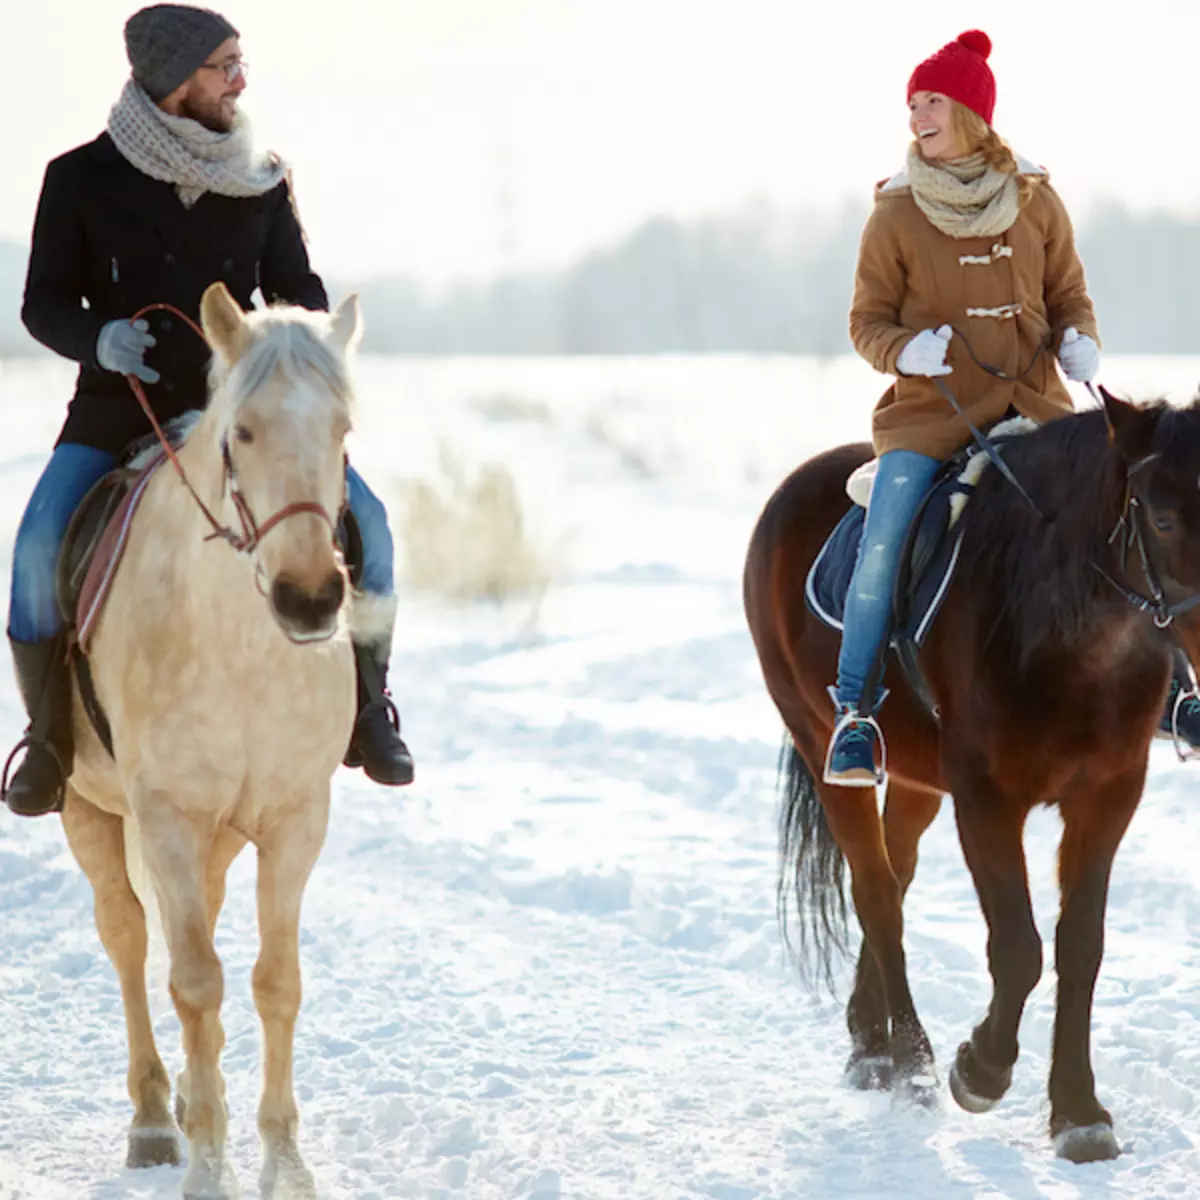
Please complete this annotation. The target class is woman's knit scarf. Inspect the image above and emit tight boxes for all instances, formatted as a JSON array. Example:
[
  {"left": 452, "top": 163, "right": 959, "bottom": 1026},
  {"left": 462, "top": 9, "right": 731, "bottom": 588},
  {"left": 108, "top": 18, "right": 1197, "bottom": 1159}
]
[
  {"left": 107, "top": 79, "right": 286, "bottom": 209},
  {"left": 905, "top": 144, "right": 1022, "bottom": 239}
]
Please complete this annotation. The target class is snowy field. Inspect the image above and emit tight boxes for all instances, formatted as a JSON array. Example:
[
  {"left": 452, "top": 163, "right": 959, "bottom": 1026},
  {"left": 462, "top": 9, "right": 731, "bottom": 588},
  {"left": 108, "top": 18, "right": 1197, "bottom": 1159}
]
[{"left": 3, "top": 352, "right": 1200, "bottom": 1199}]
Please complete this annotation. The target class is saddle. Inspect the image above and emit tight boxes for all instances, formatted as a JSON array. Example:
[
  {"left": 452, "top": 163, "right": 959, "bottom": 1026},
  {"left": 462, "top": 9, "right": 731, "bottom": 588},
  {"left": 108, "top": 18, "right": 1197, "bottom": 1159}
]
[
  {"left": 56, "top": 426, "right": 364, "bottom": 756},
  {"left": 806, "top": 417, "right": 1036, "bottom": 719}
]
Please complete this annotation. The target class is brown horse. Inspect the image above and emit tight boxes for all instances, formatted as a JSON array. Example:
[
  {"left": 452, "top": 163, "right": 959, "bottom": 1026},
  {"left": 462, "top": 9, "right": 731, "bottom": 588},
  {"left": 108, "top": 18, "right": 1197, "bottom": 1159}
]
[{"left": 744, "top": 388, "right": 1200, "bottom": 1162}]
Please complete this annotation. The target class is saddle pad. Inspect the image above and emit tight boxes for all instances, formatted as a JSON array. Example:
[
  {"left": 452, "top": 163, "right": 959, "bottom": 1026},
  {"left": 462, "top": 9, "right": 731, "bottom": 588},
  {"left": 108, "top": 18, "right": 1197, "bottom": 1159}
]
[
  {"left": 805, "top": 484, "right": 965, "bottom": 648},
  {"left": 75, "top": 454, "right": 165, "bottom": 654}
]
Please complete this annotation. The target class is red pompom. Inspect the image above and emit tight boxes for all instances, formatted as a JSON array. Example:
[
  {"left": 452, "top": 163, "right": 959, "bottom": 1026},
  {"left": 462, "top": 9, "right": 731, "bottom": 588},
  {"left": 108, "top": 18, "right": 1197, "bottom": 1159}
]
[{"left": 957, "top": 29, "right": 992, "bottom": 59}]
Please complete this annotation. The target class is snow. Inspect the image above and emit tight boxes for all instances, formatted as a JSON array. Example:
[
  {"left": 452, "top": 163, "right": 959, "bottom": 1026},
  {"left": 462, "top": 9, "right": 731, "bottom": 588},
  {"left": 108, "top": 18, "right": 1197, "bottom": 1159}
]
[{"left": 2, "top": 353, "right": 1200, "bottom": 1198}]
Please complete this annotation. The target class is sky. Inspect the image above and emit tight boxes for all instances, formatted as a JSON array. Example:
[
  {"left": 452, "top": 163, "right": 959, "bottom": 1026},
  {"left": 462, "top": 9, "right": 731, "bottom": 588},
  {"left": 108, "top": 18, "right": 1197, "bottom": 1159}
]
[{"left": 8, "top": 0, "right": 1200, "bottom": 285}]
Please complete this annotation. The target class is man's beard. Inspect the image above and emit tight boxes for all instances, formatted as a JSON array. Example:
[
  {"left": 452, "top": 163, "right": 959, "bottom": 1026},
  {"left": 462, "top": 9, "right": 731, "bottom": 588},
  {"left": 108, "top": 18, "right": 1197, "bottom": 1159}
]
[{"left": 180, "top": 93, "right": 237, "bottom": 134}]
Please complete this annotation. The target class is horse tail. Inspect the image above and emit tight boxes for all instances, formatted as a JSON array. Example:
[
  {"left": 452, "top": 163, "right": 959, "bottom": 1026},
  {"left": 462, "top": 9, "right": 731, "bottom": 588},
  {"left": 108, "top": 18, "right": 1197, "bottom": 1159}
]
[{"left": 776, "top": 735, "right": 851, "bottom": 992}]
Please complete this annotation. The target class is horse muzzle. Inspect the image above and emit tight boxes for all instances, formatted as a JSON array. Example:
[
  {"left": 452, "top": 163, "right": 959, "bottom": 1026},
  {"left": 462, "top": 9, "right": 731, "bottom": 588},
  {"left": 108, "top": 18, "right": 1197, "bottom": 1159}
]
[{"left": 269, "top": 571, "right": 346, "bottom": 643}]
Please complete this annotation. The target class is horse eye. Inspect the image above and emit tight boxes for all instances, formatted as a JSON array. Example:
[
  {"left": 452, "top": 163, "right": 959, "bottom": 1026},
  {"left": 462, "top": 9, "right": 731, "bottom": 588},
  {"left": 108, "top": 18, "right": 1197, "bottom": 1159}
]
[
  {"left": 1153, "top": 513, "right": 1177, "bottom": 535},
  {"left": 234, "top": 425, "right": 253, "bottom": 445}
]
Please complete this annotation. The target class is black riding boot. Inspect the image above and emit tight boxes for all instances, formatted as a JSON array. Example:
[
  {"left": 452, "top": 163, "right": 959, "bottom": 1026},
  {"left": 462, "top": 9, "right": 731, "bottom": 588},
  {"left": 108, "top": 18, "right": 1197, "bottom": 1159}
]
[
  {"left": 4, "top": 633, "right": 73, "bottom": 816},
  {"left": 1160, "top": 649, "right": 1200, "bottom": 753},
  {"left": 343, "top": 641, "right": 415, "bottom": 786}
]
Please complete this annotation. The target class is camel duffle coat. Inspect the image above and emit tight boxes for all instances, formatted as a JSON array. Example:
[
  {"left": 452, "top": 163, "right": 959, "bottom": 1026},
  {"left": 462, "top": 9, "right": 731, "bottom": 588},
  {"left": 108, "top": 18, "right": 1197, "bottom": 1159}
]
[{"left": 849, "top": 161, "right": 1099, "bottom": 460}]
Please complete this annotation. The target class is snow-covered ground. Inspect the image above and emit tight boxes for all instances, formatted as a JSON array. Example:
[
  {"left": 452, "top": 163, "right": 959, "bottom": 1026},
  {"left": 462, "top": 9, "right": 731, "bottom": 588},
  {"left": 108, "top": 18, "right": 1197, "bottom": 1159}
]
[{"left": 2, "top": 353, "right": 1200, "bottom": 1199}]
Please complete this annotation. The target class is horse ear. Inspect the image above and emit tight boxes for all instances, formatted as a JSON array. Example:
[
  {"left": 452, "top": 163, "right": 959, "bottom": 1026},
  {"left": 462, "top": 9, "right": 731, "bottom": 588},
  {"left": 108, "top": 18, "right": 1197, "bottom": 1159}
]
[
  {"left": 200, "top": 282, "right": 250, "bottom": 364},
  {"left": 1100, "top": 386, "right": 1161, "bottom": 467},
  {"left": 329, "top": 293, "right": 362, "bottom": 354}
]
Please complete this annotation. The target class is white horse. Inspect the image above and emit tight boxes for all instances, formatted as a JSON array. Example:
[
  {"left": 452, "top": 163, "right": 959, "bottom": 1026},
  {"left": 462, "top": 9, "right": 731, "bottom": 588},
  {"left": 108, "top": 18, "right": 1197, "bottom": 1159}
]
[{"left": 63, "top": 282, "right": 360, "bottom": 1199}]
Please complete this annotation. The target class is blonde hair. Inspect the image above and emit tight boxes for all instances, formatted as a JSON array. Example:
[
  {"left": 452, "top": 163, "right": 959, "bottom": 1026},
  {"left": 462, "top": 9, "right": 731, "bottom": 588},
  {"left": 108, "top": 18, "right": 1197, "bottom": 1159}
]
[{"left": 949, "top": 101, "right": 1038, "bottom": 205}]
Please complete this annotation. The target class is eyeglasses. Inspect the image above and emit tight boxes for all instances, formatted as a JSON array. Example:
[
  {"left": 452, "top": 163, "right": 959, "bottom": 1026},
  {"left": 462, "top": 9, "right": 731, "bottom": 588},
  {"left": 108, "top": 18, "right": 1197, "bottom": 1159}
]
[{"left": 199, "top": 59, "right": 248, "bottom": 84}]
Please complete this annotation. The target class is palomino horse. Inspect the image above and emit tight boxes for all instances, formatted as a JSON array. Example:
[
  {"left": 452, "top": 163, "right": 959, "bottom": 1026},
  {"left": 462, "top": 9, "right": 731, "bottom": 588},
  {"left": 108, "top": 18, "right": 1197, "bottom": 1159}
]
[
  {"left": 64, "top": 283, "right": 360, "bottom": 1199},
  {"left": 744, "top": 388, "right": 1200, "bottom": 1162}
]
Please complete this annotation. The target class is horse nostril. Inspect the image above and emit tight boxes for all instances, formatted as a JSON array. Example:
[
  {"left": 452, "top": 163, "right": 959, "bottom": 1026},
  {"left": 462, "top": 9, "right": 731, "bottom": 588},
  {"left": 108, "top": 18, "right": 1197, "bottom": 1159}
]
[
  {"left": 271, "top": 577, "right": 306, "bottom": 623},
  {"left": 316, "top": 571, "right": 345, "bottom": 616},
  {"left": 271, "top": 573, "right": 344, "bottom": 629}
]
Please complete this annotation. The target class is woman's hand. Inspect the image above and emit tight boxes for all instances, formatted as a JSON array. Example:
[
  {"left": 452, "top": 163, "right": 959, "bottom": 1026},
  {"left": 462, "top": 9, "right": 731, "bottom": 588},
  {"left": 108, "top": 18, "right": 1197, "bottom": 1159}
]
[
  {"left": 896, "top": 325, "right": 953, "bottom": 377},
  {"left": 1058, "top": 327, "right": 1100, "bottom": 383}
]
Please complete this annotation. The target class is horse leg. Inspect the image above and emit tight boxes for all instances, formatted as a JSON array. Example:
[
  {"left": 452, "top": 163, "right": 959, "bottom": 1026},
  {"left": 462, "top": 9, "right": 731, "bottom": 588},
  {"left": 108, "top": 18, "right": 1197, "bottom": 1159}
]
[
  {"left": 135, "top": 799, "right": 237, "bottom": 1200},
  {"left": 844, "top": 781, "right": 942, "bottom": 1091},
  {"left": 253, "top": 799, "right": 329, "bottom": 1200},
  {"left": 1048, "top": 772, "right": 1142, "bottom": 1163},
  {"left": 175, "top": 826, "right": 246, "bottom": 1134},
  {"left": 60, "top": 787, "right": 180, "bottom": 1168},
  {"left": 947, "top": 781, "right": 1043, "bottom": 1114},
  {"left": 818, "top": 780, "right": 937, "bottom": 1103}
]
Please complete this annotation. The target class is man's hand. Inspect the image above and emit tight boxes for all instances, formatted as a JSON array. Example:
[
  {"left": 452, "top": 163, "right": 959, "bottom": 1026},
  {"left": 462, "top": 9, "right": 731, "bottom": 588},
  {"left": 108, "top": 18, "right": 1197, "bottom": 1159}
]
[{"left": 96, "top": 318, "right": 159, "bottom": 384}]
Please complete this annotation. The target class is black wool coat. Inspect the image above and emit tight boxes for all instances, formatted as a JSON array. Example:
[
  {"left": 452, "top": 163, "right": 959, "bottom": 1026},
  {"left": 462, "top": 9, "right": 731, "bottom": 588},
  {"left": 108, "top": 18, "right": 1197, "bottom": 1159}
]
[{"left": 21, "top": 132, "right": 329, "bottom": 456}]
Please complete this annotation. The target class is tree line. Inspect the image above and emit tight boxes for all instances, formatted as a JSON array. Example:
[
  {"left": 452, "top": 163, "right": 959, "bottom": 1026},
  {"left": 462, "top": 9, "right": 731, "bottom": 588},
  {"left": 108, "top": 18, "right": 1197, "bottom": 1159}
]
[{"left": 1, "top": 201, "right": 1196, "bottom": 357}]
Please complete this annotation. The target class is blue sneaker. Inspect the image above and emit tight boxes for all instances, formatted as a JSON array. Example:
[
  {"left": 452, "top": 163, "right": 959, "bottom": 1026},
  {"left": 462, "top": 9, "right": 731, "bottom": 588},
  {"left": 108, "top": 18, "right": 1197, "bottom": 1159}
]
[
  {"left": 1160, "top": 673, "right": 1200, "bottom": 756},
  {"left": 823, "top": 710, "right": 884, "bottom": 787}
]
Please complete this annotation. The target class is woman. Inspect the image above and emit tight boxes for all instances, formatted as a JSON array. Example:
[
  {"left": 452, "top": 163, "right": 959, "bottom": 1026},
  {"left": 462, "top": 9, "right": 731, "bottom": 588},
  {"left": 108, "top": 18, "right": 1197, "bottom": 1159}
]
[{"left": 825, "top": 29, "right": 1105, "bottom": 784}]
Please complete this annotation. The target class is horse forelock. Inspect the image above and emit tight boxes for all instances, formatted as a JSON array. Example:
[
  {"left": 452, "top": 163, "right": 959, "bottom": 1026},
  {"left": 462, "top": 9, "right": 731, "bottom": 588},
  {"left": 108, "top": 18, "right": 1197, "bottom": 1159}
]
[
  {"left": 1150, "top": 397, "right": 1200, "bottom": 477},
  {"left": 208, "top": 307, "right": 354, "bottom": 429}
]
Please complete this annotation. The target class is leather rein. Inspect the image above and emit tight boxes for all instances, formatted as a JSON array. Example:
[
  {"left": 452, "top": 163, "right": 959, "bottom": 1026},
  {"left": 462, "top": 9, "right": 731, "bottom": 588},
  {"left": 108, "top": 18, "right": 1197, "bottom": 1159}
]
[{"left": 125, "top": 303, "right": 340, "bottom": 556}]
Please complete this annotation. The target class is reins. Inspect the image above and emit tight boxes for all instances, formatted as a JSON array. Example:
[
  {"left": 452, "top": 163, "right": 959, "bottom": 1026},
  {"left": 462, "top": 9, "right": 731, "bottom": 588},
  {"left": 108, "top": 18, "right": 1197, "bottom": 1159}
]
[{"left": 124, "top": 303, "right": 338, "bottom": 556}]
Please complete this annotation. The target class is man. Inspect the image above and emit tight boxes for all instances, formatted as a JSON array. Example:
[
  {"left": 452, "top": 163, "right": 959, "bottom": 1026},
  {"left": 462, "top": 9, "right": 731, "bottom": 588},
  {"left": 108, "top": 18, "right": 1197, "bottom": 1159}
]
[{"left": 6, "top": 3, "right": 414, "bottom": 817}]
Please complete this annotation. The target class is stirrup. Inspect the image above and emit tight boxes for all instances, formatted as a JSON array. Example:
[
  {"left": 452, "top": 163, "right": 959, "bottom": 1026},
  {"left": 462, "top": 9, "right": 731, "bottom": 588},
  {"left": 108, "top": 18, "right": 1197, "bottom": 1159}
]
[
  {"left": 822, "top": 707, "right": 887, "bottom": 788},
  {"left": 2, "top": 734, "right": 67, "bottom": 813},
  {"left": 1167, "top": 683, "right": 1200, "bottom": 762}
]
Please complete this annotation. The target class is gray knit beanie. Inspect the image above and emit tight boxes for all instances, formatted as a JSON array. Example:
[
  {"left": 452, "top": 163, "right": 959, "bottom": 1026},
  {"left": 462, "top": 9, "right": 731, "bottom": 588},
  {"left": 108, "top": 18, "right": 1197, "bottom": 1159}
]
[{"left": 124, "top": 4, "right": 239, "bottom": 102}]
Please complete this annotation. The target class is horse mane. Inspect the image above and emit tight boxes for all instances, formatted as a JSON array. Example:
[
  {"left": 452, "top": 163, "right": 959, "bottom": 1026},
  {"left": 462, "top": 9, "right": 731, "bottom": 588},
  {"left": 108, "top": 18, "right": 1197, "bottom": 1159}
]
[
  {"left": 208, "top": 305, "right": 355, "bottom": 423},
  {"left": 954, "top": 405, "right": 1153, "bottom": 665}
]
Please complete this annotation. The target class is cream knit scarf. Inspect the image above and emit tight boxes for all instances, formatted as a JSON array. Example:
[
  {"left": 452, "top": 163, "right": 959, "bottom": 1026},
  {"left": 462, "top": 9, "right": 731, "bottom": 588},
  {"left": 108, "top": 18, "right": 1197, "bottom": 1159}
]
[
  {"left": 107, "top": 79, "right": 286, "bottom": 209},
  {"left": 905, "top": 145, "right": 1021, "bottom": 240}
]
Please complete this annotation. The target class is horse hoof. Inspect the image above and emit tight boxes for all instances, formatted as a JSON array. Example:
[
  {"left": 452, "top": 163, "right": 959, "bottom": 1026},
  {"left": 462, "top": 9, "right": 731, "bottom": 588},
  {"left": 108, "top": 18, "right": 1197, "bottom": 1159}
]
[
  {"left": 126, "top": 1125, "right": 181, "bottom": 1168},
  {"left": 1054, "top": 1123, "right": 1121, "bottom": 1163},
  {"left": 183, "top": 1154, "right": 242, "bottom": 1200},
  {"left": 844, "top": 1055, "right": 894, "bottom": 1091},
  {"left": 261, "top": 1141, "right": 317, "bottom": 1200},
  {"left": 895, "top": 1070, "right": 940, "bottom": 1111},
  {"left": 949, "top": 1040, "right": 1011, "bottom": 1113},
  {"left": 949, "top": 1060, "right": 1001, "bottom": 1114}
]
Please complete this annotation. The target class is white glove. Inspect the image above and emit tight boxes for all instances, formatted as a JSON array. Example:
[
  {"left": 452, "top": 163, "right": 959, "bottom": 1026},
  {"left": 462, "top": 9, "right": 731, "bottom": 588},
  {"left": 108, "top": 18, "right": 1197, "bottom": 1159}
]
[
  {"left": 896, "top": 325, "right": 953, "bottom": 377},
  {"left": 1058, "top": 327, "right": 1100, "bottom": 383}
]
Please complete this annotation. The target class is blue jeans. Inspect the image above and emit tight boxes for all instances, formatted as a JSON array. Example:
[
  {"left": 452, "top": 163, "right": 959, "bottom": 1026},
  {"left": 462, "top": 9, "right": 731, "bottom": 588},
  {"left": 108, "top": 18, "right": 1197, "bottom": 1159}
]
[
  {"left": 9, "top": 445, "right": 396, "bottom": 644},
  {"left": 9, "top": 445, "right": 117, "bottom": 643},
  {"left": 345, "top": 466, "right": 394, "bottom": 596},
  {"left": 836, "top": 449, "right": 942, "bottom": 709}
]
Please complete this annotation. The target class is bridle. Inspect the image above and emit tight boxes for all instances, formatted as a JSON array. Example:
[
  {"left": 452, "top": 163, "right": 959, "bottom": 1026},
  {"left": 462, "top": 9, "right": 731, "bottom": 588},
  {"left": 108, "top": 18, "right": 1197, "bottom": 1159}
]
[
  {"left": 125, "top": 303, "right": 343, "bottom": 558},
  {"left": 1092, "top": 445, "right": 1200, "bottom": 630}
]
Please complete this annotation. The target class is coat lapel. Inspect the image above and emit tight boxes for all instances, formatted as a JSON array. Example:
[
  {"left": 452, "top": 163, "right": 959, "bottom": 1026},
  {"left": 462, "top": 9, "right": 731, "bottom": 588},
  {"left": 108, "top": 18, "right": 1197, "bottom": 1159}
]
[{"left": 102, "top": 156, "right": 189, "bottom": 239}]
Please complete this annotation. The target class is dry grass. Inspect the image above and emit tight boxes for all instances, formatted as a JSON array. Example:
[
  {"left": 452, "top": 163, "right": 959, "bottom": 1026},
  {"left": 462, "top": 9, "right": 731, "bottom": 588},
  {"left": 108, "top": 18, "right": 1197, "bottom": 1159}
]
[
  {"left": 399, "top": 441, "right": 556, "bottom": 606},
  {"left": 468, "top": 391, "right": 553, "bottom": 424},
  {"left": 584, "top": 411, "right": 660, "bottom": 479}
]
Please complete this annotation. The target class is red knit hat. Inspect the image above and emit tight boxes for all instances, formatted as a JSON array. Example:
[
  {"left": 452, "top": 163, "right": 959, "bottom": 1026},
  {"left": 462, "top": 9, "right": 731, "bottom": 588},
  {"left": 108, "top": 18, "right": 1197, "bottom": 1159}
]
[{"left": 907, "top": 30, "right": 996, "bottom": 126}]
